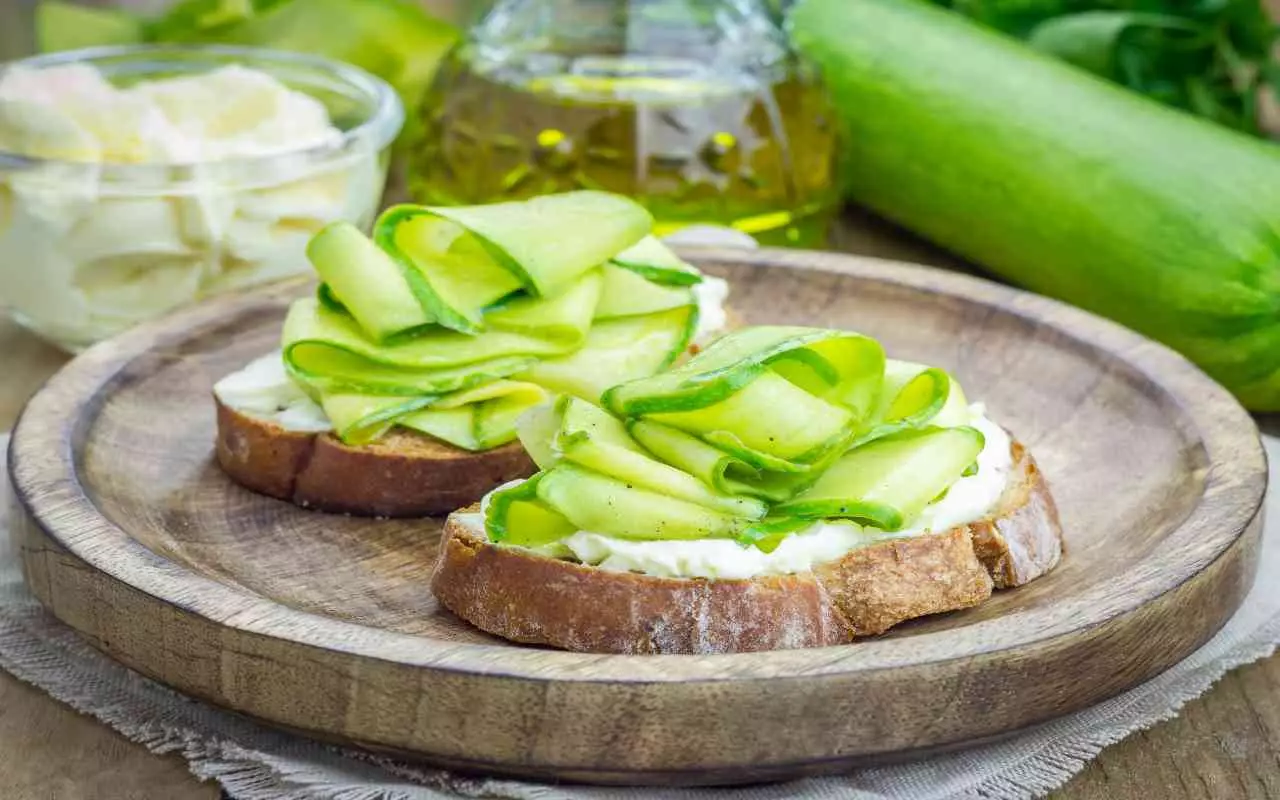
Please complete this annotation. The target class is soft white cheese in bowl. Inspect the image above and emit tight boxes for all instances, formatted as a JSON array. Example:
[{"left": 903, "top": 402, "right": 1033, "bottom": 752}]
[{"left": 0, "top": 45, "right": 404, "bottom": 351}]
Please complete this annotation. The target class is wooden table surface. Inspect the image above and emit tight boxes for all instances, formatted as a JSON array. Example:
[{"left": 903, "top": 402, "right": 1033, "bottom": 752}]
[{"left": 1, "top": 214, "right": 1278, "bottom": 799}]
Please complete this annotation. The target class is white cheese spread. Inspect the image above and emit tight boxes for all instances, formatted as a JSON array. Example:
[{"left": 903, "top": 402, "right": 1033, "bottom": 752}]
[
  {"left": 0, "top": 63, "right": 385, "bottom": 350},
  {"left": 691, "top": 275, "right": 730, "bottom": 343},
  {"left": 213, "top": 352, "right": 331, "bottom": 433},
  {"left": 0, "top": 63, "right": 341, "bottom": 164},
  {"left": 481, "top": 406, "right": 1014, "bottom": 580}
]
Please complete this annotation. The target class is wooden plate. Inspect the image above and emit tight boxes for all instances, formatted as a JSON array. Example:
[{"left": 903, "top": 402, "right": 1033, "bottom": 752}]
[{"left": 8, "top": 248, "right": 1266, "bottom": 786}]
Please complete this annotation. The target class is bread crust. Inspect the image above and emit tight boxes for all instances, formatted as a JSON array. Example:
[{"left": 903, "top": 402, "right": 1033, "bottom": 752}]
[
  {"left": 971, "top": 442, "right": 1063, "bottom": 588},
  {"left": 214, "top": 400, "right": 535, "bottom": 517},
  {"left": 430, "top": 439, "right": 1063, "bottom": 654}
]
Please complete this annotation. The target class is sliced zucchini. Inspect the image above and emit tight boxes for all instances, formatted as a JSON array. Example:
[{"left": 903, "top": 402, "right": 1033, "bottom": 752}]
[
  {"left": 286, "top": 343, "right": 534, "bottom": 397},
  {"left": 594, "top": 264, "right": 696, "bottom": 319},
  {"left": 647, "top": 370, "right": 854, "bottom": 465},
  {"left": 516, "top": 306, "right": 696, "bottom": 402},
  {"left": 369, "top": 192, "right": 648, "bottom": 334},
  {"left": 486, "top": 475, "right": 577, "bottom": 548},
  {"left": 775, "top": 426, "right": 986, "bottom": 531},
  {"left": 377, "top": 205, "right": 523, "bottom": 334},
  {"left": 483, "top": 269, "right": 602, "bottom": 345},
  {"left": 481, "top": 322, "right": 990, "bottom": 549},
  {"left": 282, "top": 298, "right": 574, "bottom": 375},
  {"left": 425, "top": 191, "right": 651, "bottom": 298},
  {"left": 535, "top": 463, "right": 748, "bottom": 541},
  {"left": 767, "top": 346, "right": 842, "bottom": 392},
  {"left": 884, "top": 360, "right": 970, "bottom": 426},
  {"left": 555, "top": 396, "right": 647, "bottom": 455},
  {"left": 555, "top": 399, "right": 767, "bottom": 518},
  {"left": 737, "top": 516, "right": 816, "bottom": 553},
  {"left": 854, "top": 361, "right": 971, "bottom": 446},
  {"left": 627, "top": 419, "right": 750, "bottom": 493},
  {"left": 306, "top": 222, "right": 433, "bottom": 342},
  {"left": 602, "top": 327, "right": 884, "bottom": 416},
  {"left": 321, "top": 393, "right": 437, "bottom": 444},
  {"left": 293, "top": 195, "right": 712, "bottom": 457},
  {"left": 610, "top": 235, "right": 703, "bottom": 286},
  {"left": 515, "top": 400, "right": 564, "bottom": 470},
  {"left": 400, "top": 381, "right": 548, "bottom": 451}
]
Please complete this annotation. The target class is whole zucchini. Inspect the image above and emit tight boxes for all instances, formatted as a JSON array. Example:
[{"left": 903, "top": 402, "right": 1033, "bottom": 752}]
[{"left": 790, "top": 0, "right": 1280, "bottom": 410}]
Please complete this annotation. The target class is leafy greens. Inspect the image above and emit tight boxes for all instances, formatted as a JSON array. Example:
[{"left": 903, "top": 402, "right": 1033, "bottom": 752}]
[{"left": 926, "top": 0, "right": 1280, "bottom": 135}]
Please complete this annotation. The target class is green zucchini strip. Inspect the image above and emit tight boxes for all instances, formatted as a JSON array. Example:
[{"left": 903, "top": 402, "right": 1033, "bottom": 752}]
[
  {"left": 554, "top": 398, "right": 768, "bottom": 518},
  {"left": 515, "top": 400, "right": 564, "bottom": 470},
  {"left": 535, "top": 463, "right": 749, "bottom": 541},
  {"left": 594, "top": 264, "right": 697, "bottom": 320},
  {"left": 485, "top": 474, "right": 577, "bottom": 548},
  {"left": 370, "top": 191, "right": 652, "bottom": 335},
  {"left": 853, "top": 365, "right": 951, "bottom": 446},
  {"left": 627, "top": 419, "right": 755, "bottom": 495},
  {"left": 881, "top": 360, "right": 970, "bottom": 425},
  {"left": 400, "top": 381, "right": 549, "bottom": 451},
  {"left": 602, "top": 326, "right": 885, "bottom": 416},
  {"left": 321, "top": 393, "right": 439, "bottom": 445},
  {"left": 601, "top": 327, "right": 884, "bottom": 472},
  {"left": 610, "top": 235, "right": 704, "bottom": 286},
  {"left": 737, "top": 516, "right": 823, "bottom": 553},
  {"left": 488, "top": 325, "right": 994, "bottom": 555},
  {"left": 422, "top": 192, "right": 652, "bottom": 299},
  {"left": 376, "top": 205, "right": 524, "bottom": 335},
  {"left": 481, "top": 269, "right": 603, "bottom": 343},
  {"left": 775, "top": 426, "right": 986, "bottom": 531},
  {"left": 516, "top": 306, "right": 697, "bottom": 403},
  {"left": 647, "top": 371, "right": 854, "bottom": 467},
  {"left": 307, "top": 223, "right": 434, "bottom": 342},
  {"left": 280, "top": 190, "right": 705, "bottom": 450}
]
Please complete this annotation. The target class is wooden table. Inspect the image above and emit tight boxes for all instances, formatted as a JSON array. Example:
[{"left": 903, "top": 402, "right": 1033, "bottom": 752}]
[{"left": 1, "top": 215, "right": 1278, "bottom": 799}]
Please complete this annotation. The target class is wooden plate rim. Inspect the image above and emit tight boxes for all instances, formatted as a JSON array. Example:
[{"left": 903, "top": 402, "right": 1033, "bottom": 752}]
[{"left": 9, "top": 246, "right": 1266, "bottom": 684}]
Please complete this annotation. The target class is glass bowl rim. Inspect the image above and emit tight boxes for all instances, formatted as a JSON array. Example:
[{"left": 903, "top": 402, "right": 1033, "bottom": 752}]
[{"left": 0, "top": 43, "right": 405, "bottom": 178}]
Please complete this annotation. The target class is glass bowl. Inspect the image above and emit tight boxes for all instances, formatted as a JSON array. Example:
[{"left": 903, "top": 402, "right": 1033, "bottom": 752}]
[{"left": 0, "top": 44, "right": 404, "bottom": 351}]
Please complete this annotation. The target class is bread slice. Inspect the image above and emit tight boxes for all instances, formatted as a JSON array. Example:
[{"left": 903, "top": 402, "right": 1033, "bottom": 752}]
[
  {"left": 214, "top": 400, "right": 535, "bottom": 517},
  {"left": 213, "top": 303, "right": 739, "bottom": 518},
  {"left": 430, "top": 439, "right": 1063, "bottom": 654}
]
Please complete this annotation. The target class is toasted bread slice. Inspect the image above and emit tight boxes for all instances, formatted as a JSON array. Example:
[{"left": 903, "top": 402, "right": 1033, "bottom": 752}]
[
  {"left": 430, "top": 439, "right": 1062, "bottom": 654},
  {"left": 214, "top": 400, "right": 535, "bottom": 517}
]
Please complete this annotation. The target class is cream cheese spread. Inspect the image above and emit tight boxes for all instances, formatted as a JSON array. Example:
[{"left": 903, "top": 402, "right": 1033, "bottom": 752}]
[
  {"left": 0, "top": 63, "right": 341, "bottom": 164},
  {"left": 691, "top": 275, "right": 729, "bottom": 344},
  {"left": 0, "top": 63, "right": 384, "bottom": 350},
  {"left": 213, "top": 352, "right": 331, "bottom": 433},
  {"left": 480, "top": 406, "right": 1014, "bottom": 580}
]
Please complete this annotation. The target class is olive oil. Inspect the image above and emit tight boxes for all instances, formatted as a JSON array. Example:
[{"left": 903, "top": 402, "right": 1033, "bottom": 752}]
[{"left": 410, "top": 10, "right": 840, "bottom": 248}]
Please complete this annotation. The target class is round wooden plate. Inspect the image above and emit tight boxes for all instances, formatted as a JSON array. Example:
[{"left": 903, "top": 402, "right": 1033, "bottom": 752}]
[{"left": 8, "top": 248, "right": 1266, "bottom": 786}]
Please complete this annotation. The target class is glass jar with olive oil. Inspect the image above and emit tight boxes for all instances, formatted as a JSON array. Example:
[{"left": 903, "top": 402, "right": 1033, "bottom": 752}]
[{"left": 411, "top": 0, "right": 840, "bottom": 248}]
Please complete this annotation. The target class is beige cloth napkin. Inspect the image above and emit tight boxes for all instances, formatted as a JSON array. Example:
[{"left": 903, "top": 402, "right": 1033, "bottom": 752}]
[{"left": 2, "top": 430, "right": 1278, "bottom": 800}]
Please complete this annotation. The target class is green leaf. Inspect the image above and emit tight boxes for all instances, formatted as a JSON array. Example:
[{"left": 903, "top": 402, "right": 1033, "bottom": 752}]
[
  {"left": 1264, "top": 59, "right": 1280, "bottom": 106},
  {"left": 949, "top": 0, "right": 1076, "bottom": 37},
  {"left": 1028, "top": 11, "right": 1202, "bottom": 80},
  {"left": 1221, "top": 0, "right": 1276, "bottom": 57},
  {"left": 940, "top": 0, "right": 1279, "bottom": 136}
]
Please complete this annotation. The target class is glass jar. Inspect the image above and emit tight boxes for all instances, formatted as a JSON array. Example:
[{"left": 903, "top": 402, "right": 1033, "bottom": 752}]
[
  {"left": 0, "top": 44, "right": 403, "bottom": 351},
  {"left": 410, "top": 0, "right": 840, "bottom": 248}
]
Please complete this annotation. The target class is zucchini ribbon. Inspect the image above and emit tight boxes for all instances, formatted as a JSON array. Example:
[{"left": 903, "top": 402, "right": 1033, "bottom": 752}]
[
  {"left": 279, "top": 191, "right": 705, "bottom": 450},
  {"left": 486, "top": 327, "right": 987, "bottom": 551}
]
